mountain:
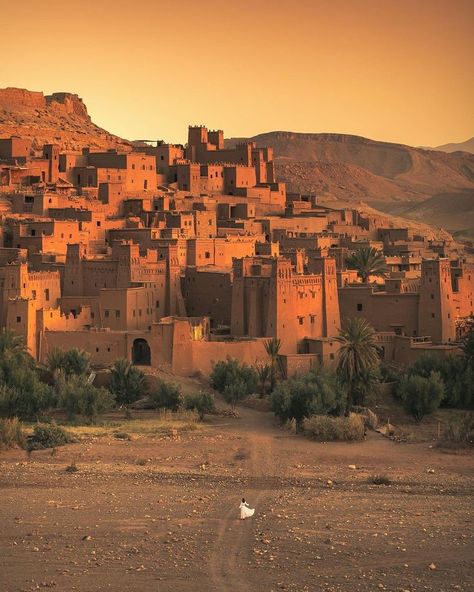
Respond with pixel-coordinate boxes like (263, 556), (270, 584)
(432, 137), (474, 154)
(0, 88), (130, 151)
(227, 132), (474, 233)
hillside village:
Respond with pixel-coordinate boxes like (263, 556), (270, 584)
(0, 117), (473, 377)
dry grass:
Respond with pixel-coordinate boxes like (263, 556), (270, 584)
(63, 410), (200, 439)
(303, 413), (365, 442)
(17, 410), (201, 442)
(0, 417), (24, 449)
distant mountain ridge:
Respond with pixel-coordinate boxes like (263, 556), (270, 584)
(227, 131), (474, 234)
(432, 136), (474, 154)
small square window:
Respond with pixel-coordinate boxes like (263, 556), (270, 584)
(357, 303), (363, 311)
(16, 316), (21, 323)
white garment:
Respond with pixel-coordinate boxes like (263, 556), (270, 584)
(239, 501), (255, 519)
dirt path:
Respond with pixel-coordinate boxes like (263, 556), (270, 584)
(208, 408), (280, 591)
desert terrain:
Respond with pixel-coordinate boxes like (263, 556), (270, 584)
(1, 377), (472, 592)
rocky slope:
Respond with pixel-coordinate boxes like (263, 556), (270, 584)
(228, 132), (474, 233)
(0, 87), (130, 151)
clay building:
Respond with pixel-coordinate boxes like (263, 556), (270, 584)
(0, 129), (472, 375)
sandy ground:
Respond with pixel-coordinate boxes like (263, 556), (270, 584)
(0, 406), (473, 592)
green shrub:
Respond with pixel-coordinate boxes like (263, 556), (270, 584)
(26, 424), (72, 451)
(271, 370), (346, 427)
(184, 392), (215, 419)
(405, 354), (473, 409)
(397, 371), (444, 422)
(379, 363), (401, 384)
(210, 358), (258, 396)
(0, 374), (55, 421)
(65, 462), (79, 473)
(303, 413), (365, 441)
(0, 417), (24, 449)
(60, 376), (114, 422)
(149, 381), (182, 411)
(223, 379), (249, 410)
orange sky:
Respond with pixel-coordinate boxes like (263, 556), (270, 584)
(1, 0), (473, 146)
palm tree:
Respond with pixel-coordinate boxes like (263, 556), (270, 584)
(335, 318), (380, 411)
(345, 247), (387, 284)
(46, 348), (91, 380)
(264, 337), (282, 392)
(255, 362), (271, 397)
(108, 358), (146, 408)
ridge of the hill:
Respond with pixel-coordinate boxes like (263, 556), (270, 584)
(0, 87), (130, 151)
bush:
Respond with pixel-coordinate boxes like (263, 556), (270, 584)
(223, 379), (249, 410)
(149, 381), (182, 411)
(271, 370), (346, 427)
(303, 413), (365, 441)
(0, 417), (24, 449)
(60, 376), (115, 422)
(65, 462), (79, 473)
(0, 372), (55, 421)
(210, 358), (258, 396)
(108, 359), (146, 407)
(184, 392), (215, 420)
(379, 363), (401, 384)
(440, 412), (474, 446)
(26, 424), (72, 451)
(406, 354), (473, 409)
(397, 371), (444, 422)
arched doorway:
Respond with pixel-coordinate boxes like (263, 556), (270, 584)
(132, 338), (151, 365)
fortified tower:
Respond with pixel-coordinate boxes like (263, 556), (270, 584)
(43, 144), (60, 183)
(418, 259), (456, 342)
(308, 256), (340, 337)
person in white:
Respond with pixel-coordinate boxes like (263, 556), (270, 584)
(239, 497), (255, 519)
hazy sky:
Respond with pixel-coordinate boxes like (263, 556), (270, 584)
(1, 0), (473, 146)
